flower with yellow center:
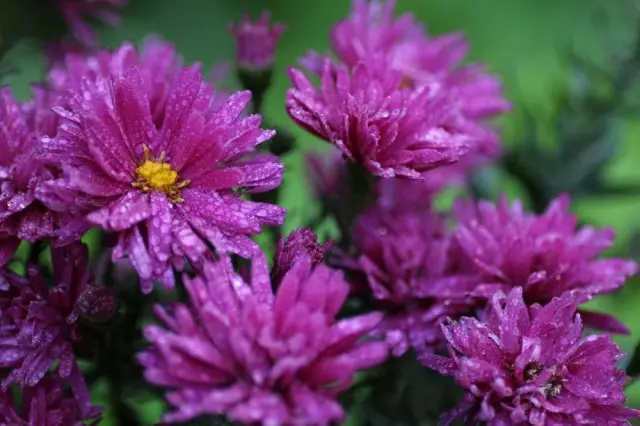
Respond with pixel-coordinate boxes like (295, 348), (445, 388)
(132, 145), (190, 203)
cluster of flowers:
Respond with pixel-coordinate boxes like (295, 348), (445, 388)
(1, 0), (639, 425)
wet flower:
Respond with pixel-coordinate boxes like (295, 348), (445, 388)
(287, 60), (469, 178)
(139, 252), (388, 425)
(0, 373), (101, 425)
(272, 228), (331, 282)
(0, 243), (97, 411)
(56, 0), (127, 46)
(421, 287), (640, 425)
(0, 87), (77, 245)
(298, 0), (509, 185)
(230, 11), (285, 71)
(40, 60), (285, 292)
(451, 195), (637, 334)
(346, 200), (477, 356)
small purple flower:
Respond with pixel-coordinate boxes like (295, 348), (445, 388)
(272, 228), (331, 282)
(299, 0), (509, 184)
(138, 252), (388, 425)
(421, 287), (640, 425)
(287, 60), (469, 178)
(451, 195), (638, 334)
(56, 0), (127, 46)
(0, 373), (101, 425)
(40, 58), (285, 292)
(230, 11), (285, 71)
(346, 200), (478, 356)
(0, 243), (92, 390)
(0, 87), (75, 245)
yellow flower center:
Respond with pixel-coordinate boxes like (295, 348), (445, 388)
(398, 75), (414, 90)
(132, 145), (190, 203)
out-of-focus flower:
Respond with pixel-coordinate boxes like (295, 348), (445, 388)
(305, 150), (346, 202)
(230, 11), (285, 71)
(451, 194), (637, 334)
(139, 253), (388, 425)
(56, 0), (127, 47)
(0, 243), (99, 413)
(272, 228), (331, 282)
(0, 87), (78, 245)
(0, 373), (101, 425)
(346, 200), (477, 356)
(421, 288), (640, 425)
(287, 60), (469, 179)
(298, 0), (509, 186)
(39, 60), (285, 292)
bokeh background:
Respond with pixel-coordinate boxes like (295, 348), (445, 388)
(5, 0), (640, 424)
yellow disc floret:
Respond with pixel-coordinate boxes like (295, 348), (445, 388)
(132, 145), (190, 203)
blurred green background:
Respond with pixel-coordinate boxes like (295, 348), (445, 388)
(5, 0), (640, 424)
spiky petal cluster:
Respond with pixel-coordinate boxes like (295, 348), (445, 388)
(0, 243), (93, 389)
(272, 228), (331, 283)
(138, 253), (388, 425)
(230, 11), (285, 70)
(421, 287), (640, 425)
(0, 87), (74, 249)
(0, 373), (101, 425)
(296, 0), (509, 185)
(39, 59), (285, 292)
(56, 0), (127, 46)
(451, 195), (638, 334)
(287, 60), (469, 178)
(347, 198), (477, 356)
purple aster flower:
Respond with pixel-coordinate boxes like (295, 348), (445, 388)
(272, 228), (331, 282)
(345, 200), (478, 356)
(0, 373), (101, 425)
(0, 242), (102, 415)
(421, 287), (640, 425)
(287, 60), (469, 178)
(0, 87), (77, 245)
(56, 0), (127, 46)
(299, 0), (509, 184)
(39, 62), (285, 292)
(451, 194), (638, 334)
(138, 252), (388, 424)
(230, 11), (285, 71)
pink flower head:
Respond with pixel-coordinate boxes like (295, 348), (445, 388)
(273, 228), (331, 283)
(39, 55), (285, 292)
(287, 60), (469, 179)
(0, 243), (92, 389)
(452, 194), (638, 334)
(347, 200), (478, 356)
(138, 252), (388, 425)
(0, 373), (101, 425)
(299, 0), (510, 184)
(56, 0), (127, 47)
(421, 288), (640, 425)
(230, 11), (285, 70)
(0, 87), (76, 247)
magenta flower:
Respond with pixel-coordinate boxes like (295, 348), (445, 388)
(421, 287), (640, 425)
(40, 60), (285, 292)
(298, 0), (509, 184)
(0, 373), (101, 425)
(0, 87), (77, 246)
(287, 60), (469, 178)
(56, 0), (127, 46)
(0, 243), (93, 389)
(451, 195), (638, 334)
(230, 11), (285, 70)
(272, 228), (331, 282)
(138, 252), (388, 425)
(346, 201), (478, 356)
